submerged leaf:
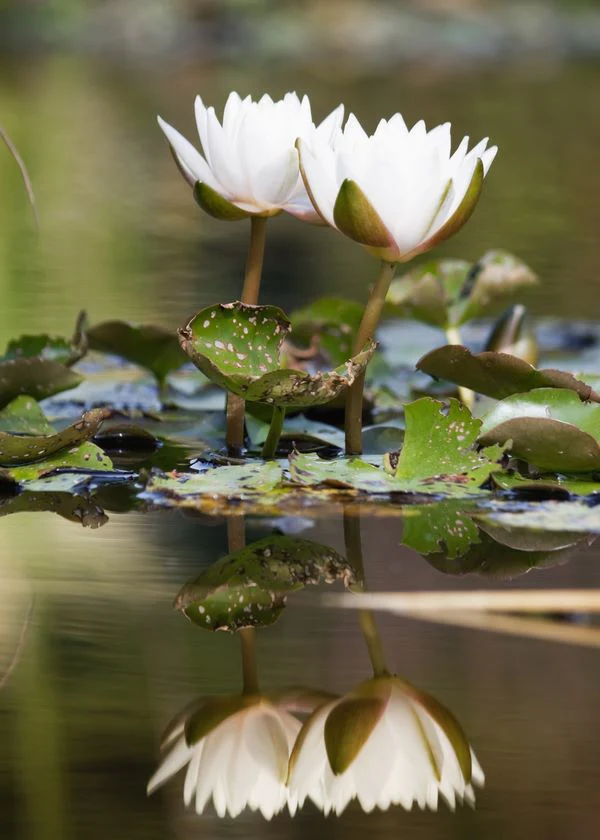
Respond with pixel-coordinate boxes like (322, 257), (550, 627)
(402, 501), (480, 560)
(87, 320), (186, 385)
(480, 388), (600, 472)
(179, 301), (376, 407)
(417, 345), (600, 402)
(175, 535), (355, 631)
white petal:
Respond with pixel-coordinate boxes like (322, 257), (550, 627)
(297, 139), (338, 227)
(147, 735), (192, 795)
(157, 116), (222, 193)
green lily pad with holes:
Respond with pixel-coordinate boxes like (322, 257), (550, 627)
(479, 388), (600, 472)
(145, 461), (283, 502)
(384, 398), (506, 496)
(289, 451), (396, 493)
(385, 250), (537, 329)
(0, 357), (82, 409)
(3, 311), (88, 367)
(8, 441), (114, 481)
(174, 535), (355, 631)
(0, 403), (110, 466)
(417, 345), (600, 402)
(178, 301), (376, 407)
(87, 320), (187, 386)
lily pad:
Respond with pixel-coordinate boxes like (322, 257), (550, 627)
(8, 441), (114, 482)
(479, 388), (600, 472)
(174, 535), (355, 631)
(0, 357), (82, 409)
(178, 301), (376, 407)
(87, 320), (187, 386)
(145, 461), (283, 502)
(386, 250), (537, 329)
(0, 490), (108, 528)
(480, 501), (600, 536)
(3, 310), (88, 367)
(490, 471), (600, 498)
(417, 345), (600, 402)
(0, 396), (53, 435)
(0, 404), (110, 466)
(384, 398), (506, 496)
(289, 451), (396, 493)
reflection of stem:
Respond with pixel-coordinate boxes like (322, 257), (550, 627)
(345, 260), (396, 455)
(239, 628), (260, 694)
(261, 405), (286, 459)
(0, 594), (34, 690)
(0, 124), (39, 230)
(343, 508), (389, 677)
(444, 325), (474, 409)
(226, 216), (269, 454)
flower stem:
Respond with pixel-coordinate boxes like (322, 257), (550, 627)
(261, 405), (286, 460)
(239, 628), (260, 695)
(343, 508), (389, 677)
(226, 216), (268, 454)
(444, 325), (474, 410)
(345, 260), (396, 455)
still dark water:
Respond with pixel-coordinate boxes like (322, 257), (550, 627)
(1, 54), (600, 839)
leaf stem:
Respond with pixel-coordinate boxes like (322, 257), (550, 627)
(444, 325), (474, 409)
(239, 627), (260, 695)
(345, 260), (396, 455)
(226, 216), (268, 454)
(343, 508), (389, 677)
(261, 405), (286, 460)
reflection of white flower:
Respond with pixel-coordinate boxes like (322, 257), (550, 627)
(298, 114), (497, 262)
(148, 696), (301, 819)
(158, 92), (344, 221)
(287, 676), (484, 815)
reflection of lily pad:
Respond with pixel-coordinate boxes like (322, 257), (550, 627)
(480, 388), (600, 472)
(385, 398), (506, 496)
(0, 358), (82, 409)
(4, 310), (88, 367)
(0, 490), (108, 528)
(417, 345), (600, 402)
(175, 535), (355, 631)
(0, 402), (110, 466)
(178, 301), (376, 407)
(480, 501), (600, 536)
(402, 501), (480, 559)
(146, 461), (283, 501)
(386, 250), (537, 329)
(87, 320), (187, 385)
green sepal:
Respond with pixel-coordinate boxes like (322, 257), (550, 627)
(333, 179), (393, 248)
(193, 181), (251, 221)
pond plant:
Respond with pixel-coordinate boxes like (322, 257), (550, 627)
(1, 91), (600, 532)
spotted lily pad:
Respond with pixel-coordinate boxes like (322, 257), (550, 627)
(87, 320), (187, 386)
(0, 357), (82, 409)
(479, 388), (600, 472)
(8, 441), (114, 482)
(417, 345), (600, 402)
(145, 461), (283, 502)
(174, 535), (355, 631)
(384, 398), (506, 496)
(0, 402), (110, 466)
(386, 250), (537, 329)
(178, 301), (376, 407)
(3, 310), (88, 367)
(402, 501), (480, 560)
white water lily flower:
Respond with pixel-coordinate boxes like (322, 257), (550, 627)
(158, 92), (344, 222)
(287, 676), (484, 815)
(298, 113), (497, 262)
(148, 695), (301, 819)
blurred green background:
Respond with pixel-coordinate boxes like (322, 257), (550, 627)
(0, 0), (599, 347)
